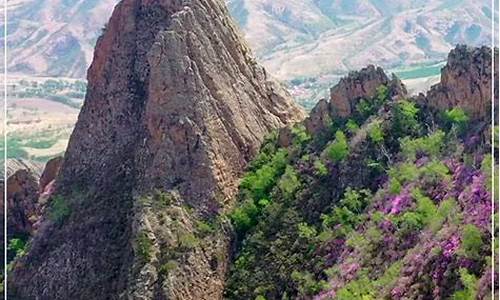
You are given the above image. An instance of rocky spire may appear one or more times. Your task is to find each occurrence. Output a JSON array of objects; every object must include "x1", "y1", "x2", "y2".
[
  {"x1": 9, "y1": 0, "x2": 304, "y2": 299},
  {"x1": 420, "y1": 45, "x2": 498, "y2": 121}
]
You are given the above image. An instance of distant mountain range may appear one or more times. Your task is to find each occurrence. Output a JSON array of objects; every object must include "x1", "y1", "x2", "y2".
[
  {"x1": 4, "y1": 0, "x2": 495, "y2": 81},
  {"x1": 3, "y1": 0, "x2": 117, "y2": 78},
  {"x1": 228, "y1": 0, "x2": 493, "y2": 80}
]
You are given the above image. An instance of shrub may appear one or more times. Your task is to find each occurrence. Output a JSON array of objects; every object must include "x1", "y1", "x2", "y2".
[
  {"x1": 368, "y1": 121, "x2": 385, "y2": 144},
  {"x1": 241, "y1": 149, "x2": 288, "y2": 201},
  {"x1": 231, "y1": 149, "x2": 290, "y2": 236},
  {"x1": 355, "y1": 99, "x2": 374, "y2": 119},
  {"x1": 458, "y1": 224, "x2": 483, "y2": 259},
  {"x1": 230, "y1": 199, "x2": 259, "y2": 234},
  {"x1": 136, "y1": 232, "x2": 153, "y2": 262},
  {"x1": 429, "y1": 198, "x2": 458, "y2": 232},
  {"x1": 413, "y1": 189, "x2": 438, "y2": 226},
  {"x1": 343, "y1": 188, "x2": 372, "y2": 213},
  {"x1": 49, "y1": 195, "x2": 71, "y2": 224},
  {"x1": 151, "y1": 190, "x2": 174, "y2": 208},
  {"x1": 291, "y1": 125, "x2": 312, "y2": 147},
  {"x1": 392, "y1": 100, "x2": 421, "y2": 136},
  {"x1": 346, "y1": 119, "x2": 360, "y2": 134},
  {"x1": 376, "y1": 85, "x2": 389, "y2": 103},
  {"x1": 196, "y1": 221, "x2": 214, "y2": 237},
  {"x1": 336, "y1": 261, "x2": 402, "y2": 299},
  {"x1": 354, "y1": 85, "x2": 389, "y2": 122},
  {"x1": 374, "y1": 261, "x2": 403, "y2": 290},
  {"x1": 452, "y1": 268, "x2": 478, "y2": 300},
  {"x1": 420, "y1": 160, "x2": 451, "y2": 183},
  {"x1": 8, "y1": 238, "x2": 26, "y2": 259},
  {"x1": 397, "y1": 211, "x2": 424, "y2": 232},
  {"x1": 481, "y1": 154, "x2": 496, "y2": 193},
  {"x1": 389, "y1": 178, "x2": 402, "y2": 194},
  {"x1": 159, "y1": 260, "x2": 178, "y2": 276},
  {"x1": 365, "y1": 226, "x2": 383, "y2": 245},
  {"x1": 388, "y1": 162, "x2": 419, "y2": 184},
  {"x1": 326, "y1": 131, "x2": 349, "y2": 162},
  {"x1": 291, "y1": 271, "x2": 327, "y2": 296},
  {"x1": 297, "y1": 222, "x2": 317, "y2": 239},
  {"x1": 400, "y1": 130, "x2": 445, "y2": 161},
  {"x1": 336, "y1": 274, "x2": 375, "y2": 300},
  {"x1": 278, "y1": 166, "x2": 301, "y2": 199},
  {"x1": 322, "y1": 189, "x2": 371, "y2": 233},
  {"x1": 345, "y1": 231, "x2": 370, "y2": 253},
  {"x1": 179, "y1": 232, "x2": 200, "y2": 250},
  {"x1": 444, "y1": 108, "x2": 469, "y2": 133},
  {"x1": 314, "y1": 159, "x2": 328, "y2": 176}
]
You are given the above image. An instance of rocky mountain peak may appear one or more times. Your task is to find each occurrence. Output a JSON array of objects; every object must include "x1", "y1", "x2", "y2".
[
  {"x1": 422, "y1": 45, "x2": 498, "y2": 120},
  {"x1": 9, "y1": 0, "x2": 304, "y2": 299}
]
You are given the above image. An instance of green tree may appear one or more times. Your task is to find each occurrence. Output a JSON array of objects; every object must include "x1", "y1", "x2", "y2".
[
  {"x1": 392, "y1": 100, "x2": 421, "y2": 136},
  {"x1": 326, "y1": 131, "x2": 349, "y2": 162},
  {"x1": 458, "y1": 224, "x2": 483, "y2": 259}
]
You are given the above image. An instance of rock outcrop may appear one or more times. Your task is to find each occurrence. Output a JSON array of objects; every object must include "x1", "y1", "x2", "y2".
[
  {"x1": 9, "y1": 0, "x2": 304, "y2": 299},
  {"x1": 38, "y1": 157, "x2": 63, "y2": 194},
  {"x1": 305, "y1": 65, "x2": 407, "y2": 134},
  {"x1": 421, "y1": 45, "x2": 498, "y2": 121},
  {"x1": 6, "y1": 157, "x2": 63, "y2": 240},
  {"x1": 6, "y1": 169, "x2": 39, "y2": 238}
]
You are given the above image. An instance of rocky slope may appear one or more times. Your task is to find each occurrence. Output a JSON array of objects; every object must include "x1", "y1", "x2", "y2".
[
  {"x1": 225, "y1": 45, "x2": 497, "y2": 299},
  {"x1": 8, "y1": 0, "x2": 303, "y2": 299}
]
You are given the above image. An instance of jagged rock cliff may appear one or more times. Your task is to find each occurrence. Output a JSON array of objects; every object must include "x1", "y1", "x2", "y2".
[
  {"x1": 305, "y1": 65, "x2": 407, "y2": 134},
  {"x1": 9, "y1": 0, "x2": 303, "y2": 299},
  {"x1": 305, "y1": 45, "x2": 497, "y2": 137},
  {"x1": 420, "y1": 45, "x2": 498, "y2": 121}
]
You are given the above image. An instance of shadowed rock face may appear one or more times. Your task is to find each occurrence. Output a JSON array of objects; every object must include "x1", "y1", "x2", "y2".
[
  {"x1": 9, "y1": 0, "x2": 304, "y2": 299},
  {"x1": 422, "y1": 45, "x2": 498, "y2": 121},
  {"x1": 7, "y1": 170, "x2": 39, "y2": 238},
  {"x1": 6, "y1": 158, "x2": 63, "y2": 265},
  {"x1": 39, "y1": 157, "x2": 63, "y2": 194}
]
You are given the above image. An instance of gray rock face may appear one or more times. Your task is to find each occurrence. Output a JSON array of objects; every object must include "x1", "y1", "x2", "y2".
[{"x1": 9, "y1": 0, "x2": 304, "y2": 299}]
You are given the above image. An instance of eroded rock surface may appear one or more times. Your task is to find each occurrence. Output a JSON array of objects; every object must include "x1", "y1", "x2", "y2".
[
  {"x1": 421, "y1": 45, "x2": 498, "y2": 121},
  {"x1": 9, "y1": 0, "x2": 304, "y2": 299},
  {"x1": 305, "y1": 65, "x2": 406, "y2": 134}
]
